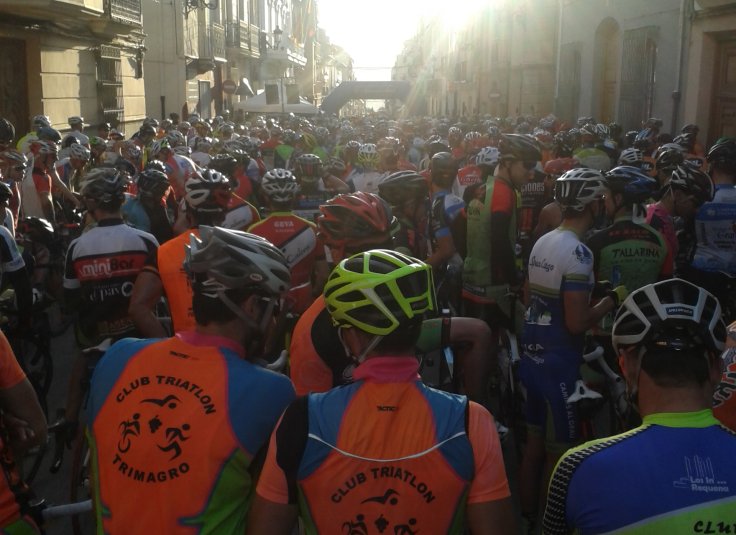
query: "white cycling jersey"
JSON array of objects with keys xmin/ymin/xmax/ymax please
[{"xmin": 692, "ymin": 184, "xmax": 736, "ymax": 274}]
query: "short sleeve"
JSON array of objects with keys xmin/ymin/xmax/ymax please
[
  {"xmin": 561, "ymin": 243, "xmax": 594, "ymax": 293},
  {"xmin": 467, "ymin": 402, "xmax": 511, "ymax": 503},
  {"xmin": 0, "ymin": 332, "xmax": 26, "ymax": 389}
]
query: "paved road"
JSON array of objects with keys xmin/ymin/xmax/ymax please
[{"xmin": 24, "ymin": 308, "xmax": 94, "ymax": 535}]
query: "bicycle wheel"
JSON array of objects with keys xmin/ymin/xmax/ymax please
[
  {"xmin": 69, "ymin": 429, "xmax": 94, "ymax": 535},
  {"xmin": 14, "ymin": 334, "xmax": 53, "ymax": 417},
  {"xmin": 18, "ymin": 436, "xmax": 49, "ymax": 485}
]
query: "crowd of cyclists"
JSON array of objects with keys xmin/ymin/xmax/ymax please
[{"xmin": 0, "ymin": 108, "xmax": 733, "ymax": 533}]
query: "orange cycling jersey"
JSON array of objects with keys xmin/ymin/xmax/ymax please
[
  {"xmin": 257, "ymin": 357, "xmax": 510, "ymax": 534},
  {"xmin": 0, "ymin": 332, "xmax": 39, "ymax": 533},
  {"xmin": 144, "ymin": 229, "xmax": 199, "ymax": 333},
  {"xmin": 88, "ymin": 332, "xmax": 295, "ymax": 534},
  {"xmin": 248, "ymin": 212, "xmax": 324, "ymax": 314}
]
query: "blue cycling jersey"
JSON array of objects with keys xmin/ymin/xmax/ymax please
[{"xmin": 544, "ymin": 410, "xmax": 736, "ymax": 534}]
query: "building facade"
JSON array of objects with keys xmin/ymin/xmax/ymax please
[{"xmin": 0, "ymin": 0, "xmax": 145, "ymax": 136}]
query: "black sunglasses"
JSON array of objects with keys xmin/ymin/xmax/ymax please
[{"xmin": 523, "ymin": 161, "xmax": 537, "ymax": 171}]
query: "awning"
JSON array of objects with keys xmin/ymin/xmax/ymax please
[{"xmin": 236, "ymin": 77, "xmax": 255, "ymax": 97}]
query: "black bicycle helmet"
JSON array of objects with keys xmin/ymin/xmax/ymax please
[
  {"xmin": 707, "ymin": 138, "xmax": 736, "ymax": 164},
  {"xmin": 144, "ymin": 160, "xmax": 167, "ymax": 174},
  {"xmin": 137, "ymin": 168, "xmax": 170, "ymax": 199},
  {"xmin": 80, "ymin": 168, "xmax": 127, "ymax": 208},
  {"xmin": 498, "ymin": 134, "xmax": 542, "ymax": 161},
  {"xmin": 604, "ymin": 166, "xmax": 657, "ymax": 204},
  {"xmin": 37, "ymin": 127, "xmax": 62, "ymax": 144},
  {"xmin": 17, "ymin": 217, "xmax": 55, "ymax": 247},
  {"xmin": 0, "ymin": 118, "xmax": 15, "ymax": 143},
  {"xmin": 430, "ymin": 152, "xmax": 458, "ymax": 187},
  {"xmin": 208, "ymin": 154, "xmax": 238, "ymax": 177},
  {"xmin": 293, "ymin": 153, "xmax": 324, "ymax": 185},
  {"xmin": 655, "ymin": 144, "xmax": 685, "ymax": 173},
  {"xmin": 0, "ymin": 182, "xmax": 12, "ymax": 203},
  {"xmin": 673, "ymin": 133, "xmax": 696, "ymax": 153},
  {"xmin": 378, "ymin": 170, "xmax": 428, "ymax": 206},
  {"xmin": 612, "ymin": 278, "xmax": 725, "ymax": 356},
  {"xmin": 669, "ymin": 165, "xmax": 714, "ymax": 206}
]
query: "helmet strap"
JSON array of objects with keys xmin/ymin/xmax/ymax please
[
  {"xmin": 337, "ymin": 327, "xmax": 384, "ymax": 364},
  {"xmin": 216, "ymin": 289, "xmax": 263, "ymax": 332},
  {"xmin": 624, "ymin": 346, "xmax": 646, "ymax": 414}
]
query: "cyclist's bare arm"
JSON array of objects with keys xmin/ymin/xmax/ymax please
[
  {"xmin": 467, "ymin": 498, "xmax": 517, "ymax": 535},
  {"xmin": 533, "ymin": 202, "xmax": 562, "ymax": 242},
  {"xmin": 49, "ymin": 166, "xmax": 80, "ymax": 206},
  {"xmin": 0, "ymin": 378, "xmax": 47, "ymax": 454},
  {"xmin": 426, "ymin": 234, "xmax": 456, "ymax": 269},
  {"xmin": 128, "ymin": 269, "xmax": 168, "ymax": 338},
  {"xmin": 564, "ymin": 290, "xmax": 616, "ymax": 335},
  {"xmin": 246, "ymin": 496, "xmax": 297, "ymax": 535},
  {"xmin": 323, "ymin": 173, "xmax": 349, "ymax": 193}
]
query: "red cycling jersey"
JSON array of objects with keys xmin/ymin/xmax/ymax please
[{"xmin": 248, "ymin": 212, "xmax": 324, "ymax": 314}]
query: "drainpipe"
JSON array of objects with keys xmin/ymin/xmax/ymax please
[
  {"xmin": 554, "ymin": 0, "xmax": 563, "ymax": 115},
  {"xmin": 671, "ymin": 0, "xmax": 693, "ymax": 132}
]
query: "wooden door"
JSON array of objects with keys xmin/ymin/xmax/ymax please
[
  {"xmin": 710, "ymin": 41, "xmax": 736, "ymax": 143},
  {"xmin": 0, "ymin": 38, "xmax": 29, "ymax": 137}
]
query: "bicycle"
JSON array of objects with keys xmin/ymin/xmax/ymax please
[
  {"xmin": 0, "ymin": 291, "xmax": 54, "ymax": 418},
  {"xmin": 568, "ymin": 345, "xmax": 631, "ymax": 440}
]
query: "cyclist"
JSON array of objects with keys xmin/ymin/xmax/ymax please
[
  {"xmin": 291, "ymin": 153, "xmax": 348, "ymax": 223},
  {"xmin": 66, "ymin": 116, "xmax": 89, "ymax": 147},
  {"xmin": 377, "ymin": 170, "xmax": 429, "ymax": 259},
  {"xmin": 686, "ymin": 138, "xmax": 736, "ymax": 304},
  {"xmin": 129, "ymin": 172, "xmax": 231, "ymax": 338},
  {"xmin": 544, "ymin": 278, "xmax": 735, "ymax": 534},
  {"xmin": 573, "ymin": 124, "xmax": 612, "ymax": 171},
  {"xmin": 248, "ymin": 168, "xmax": 329, "ymax": 314},
  {"xmin": 248, "ymin": 250, "xmax": 515, "ymax": 535},
  {"xmin": 0, "ymin": 150, "xmax": 27, "ymax": 224},
  {"xmin": 88, "ymin": 227, "xmax": 295, "ymax": 533},
  {"xmin": 532, "ymin": 157, "xmax": 578, "ymax": 241},
  {"xmin": 121, "ymin": 167, "xmax": 174, "ymax": 243},
  {"xmin": 63, "ymin": 168, "xmax": 159, "ymax": 426},
  {"xmin": 653, "ymin": 142, "xmax": 685, "ymax": 187},
  {"xmin": 518, "ymin": 168, "xmax": 627, "ymax": 531},
  {"xmin": 273, "ymin": 129, "xmax": 297, "ymax": 169},
  {"xmin": 54, "ymin": 143, "xmax": 90, "ymax": 192},
  {"xmin": 453, "ymin": 142, "xmax": 485, "ymax": 201},
  {"xmin": 0, "ymin": 331, "xmax": 47, "ymax": 534},
  {"xmin": 426, "ymin": 151, "xmax": 463, "ymax": 270},
  {"xmin": 347, "ymin": 143, "xmax": 383, "ymax": 194},
  {"xmin": 150, "ymin": 138, "xmax": 198, "ymax": 200},
  {"xmin": 16, "ymin": 115, "xmax": 50, "ymax": 155},
  {"xmin": 463, "ymin": 134, "xmax": 541, "ymax": 330},
  {"xmin": 646, "ymin": 164, "xmax": 714, "ymax": 264},
  {"xmin": 586, "ymin": 166, "xmax": 671, "ymax": 350},
  {"xmin": 0, "ymin": 118, "xmax": 14, "ymax": 152}
]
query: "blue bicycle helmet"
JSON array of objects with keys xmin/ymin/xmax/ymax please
[{"xmin": 604, "ymin": 166, "xmax": 657, "ymax": 204}]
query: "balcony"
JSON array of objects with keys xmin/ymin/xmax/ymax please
[
  {"xmin": 197, "ymin": 25, "xmax": 226, "ymax": 64},
  {"xmin": 242, "ymin": 22, "xmax": 261, "ymax": 59},
  {"xmin": 107, "ymin": 0, "xmax": 141, "ymax": 25},
  {"xmin": 263, "ymin": 40, "xmax": 307, "ymax": 68}
]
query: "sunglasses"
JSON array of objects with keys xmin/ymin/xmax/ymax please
[
  {"xmin": 522, "ymin": 161, "xmax": 537, "ymax": 171},
  {"xmin": 13, "ymin": 166, "xmax": 27, "ymax": 172}
]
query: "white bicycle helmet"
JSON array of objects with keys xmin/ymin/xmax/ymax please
[
  {"xmin": 261, "ymin": 168, "xmax": 299, "ymax": 204},
  {"xmin": 475, "ymin": 146, "xmax": 500, "ymax": 168},
  {"xmin": 185, "ymin": 226, "xmax": 291, "ymax": 297},
  {"xmin": 554, "ymin": 168, "xmax": 606, "ymax": 212},
  {"xmin": 618, "ymin": 147, "xmax": 643, "ymax": 166},
  {"xmin": 69, "ymin": 143, "xmax": 91, "ymax": 161},
  {"xmin": 612, "ymin": 278, "xmax": 726, "ymax": 355},
  {"xmin": 184, "ymin": 170, "xmax": 231, "ymax": 212}
]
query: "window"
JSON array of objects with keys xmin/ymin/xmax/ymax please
[{"xmin": 97, "ymin": 45, "xmax": 124, "ymax": 126}]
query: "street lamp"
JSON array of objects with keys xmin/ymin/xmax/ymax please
[{"xmin": 273, "ymin": 26, "xmax": 283, "ymax": 50}]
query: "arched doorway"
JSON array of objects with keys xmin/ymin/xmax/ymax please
[{"xmin": 593, "ymin": 18, "xmax": 621, "ymax": 123}]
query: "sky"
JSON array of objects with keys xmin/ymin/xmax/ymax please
[{"xmin": 315, "ymin": 0, "xmax": 491, "ymax": 82}]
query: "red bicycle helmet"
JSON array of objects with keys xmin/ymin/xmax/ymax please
[{"xmin": 317, "ymin": 192, "xmax": 397, "ymax": 257}]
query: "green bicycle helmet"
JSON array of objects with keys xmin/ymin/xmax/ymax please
[{"xmin": 324, "ymin": 249, "xmax": 435, "ymax": 336}]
